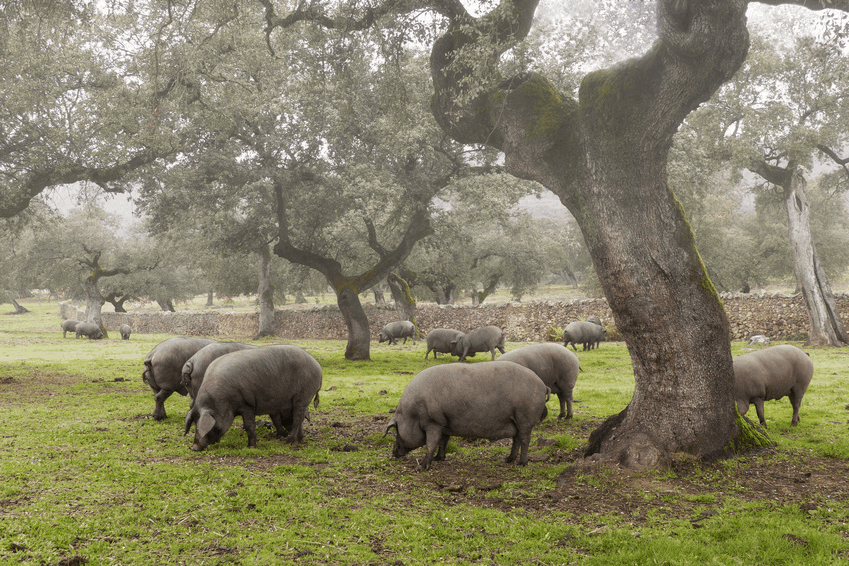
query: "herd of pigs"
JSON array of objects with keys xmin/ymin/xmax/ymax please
[{"xmin": 60, "ymin": 316, "xmax": 813, "ymax": 470}]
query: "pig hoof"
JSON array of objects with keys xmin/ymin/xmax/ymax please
[{"xmin": 190, "ymin": 444, "xmax": 203, "ymax": 452}]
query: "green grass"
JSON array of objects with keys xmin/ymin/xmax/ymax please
[{"xmin": 1, "ymin": 300, "xmax": 849, "ymax": 565}]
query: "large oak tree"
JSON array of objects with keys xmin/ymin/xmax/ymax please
[{"xmin": 263, "ymin": 0, "xmax": 849, "ymax": 466}]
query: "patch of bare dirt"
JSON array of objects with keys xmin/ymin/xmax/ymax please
[
  {"xmin": 266, "ymin": 411, "xmax": 849, "ymax": 529},
  {"xmin": 8, "ymin": 370, "xmax": 849, "ymax": 530}
]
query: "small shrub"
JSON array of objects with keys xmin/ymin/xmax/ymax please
[{"xmin": 545, "ymin": 325, "xmax": 564, "ymax": 342}]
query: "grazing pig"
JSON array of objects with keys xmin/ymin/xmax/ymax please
[
  {"xmin": 75, "ymin": 321, "xmax": 103, "ymax": 340},
  {"xmin": 451, "ymin": 325, "xmax": 505, "ymax": 362},
  {"xmin": 383, "ymin": 361, "xmax": 549, "ymax": 470},
  {"xmin": 424, "ymin": 328, "xmax": 465, "ymax": 359},
  {"xmin": 119, "ymin": 324, "xmax": 132, "ymax": 340},
  {"xmin": 748, "ymin": 335, "xmax": 770, "ymax": 347},
  {"xmin": 184, "ymin": 345, "xmax": 323, "ymax": 451},
  {"xmin": 142, "ymin": 337, "xmax": 216, "ymax": 421},
  {"xmin": 499, "ymin": 343, "xmax": 580, "ymax": 420},
  {"xmin": 181, "ymin": 341, "xmax": 258, "ymax": 401},
  {"xmin": 733, "ymin": 344, "xmax": 813, "ymax": 427},
  {"xmin": 563, "ymin": 321, "xmax": 606, "ymax": 351},
  {"xmin": 378, "ymin": 321, "xmax": 417, "ymax": 345},
  {"xmin": 61, "ymin": 320, "xmax": 80, "ymax": 338}
]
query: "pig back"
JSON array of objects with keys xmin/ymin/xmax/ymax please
[
  {"xmin": 198, "ymin": 345, "xmax": 323, "ymax": 414},
  {"xmin": 144, "ymin": 337, "xmax": 216, "ymax": 392},
  {"xmin": 183, "ymin": 341, "xmax": 258, "ymax": 398},
  {"xmin": 499, "ymin": 343, "xmax": 579, "ymax": 393},
  {"xmin": 426, "ymin": 328, "xmax": 463, "ymax": 350},
  {"xmin": 462, "ymin": 325, "xmax": 504, "ymax": 350},
  {"xmin": 397, "ymin": 361, "xmax": 547, "ymax": 438}
]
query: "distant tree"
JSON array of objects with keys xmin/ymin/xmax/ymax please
[{"xmin": 678, "ymin": 30, "xmax": 849, "ymax": 345}]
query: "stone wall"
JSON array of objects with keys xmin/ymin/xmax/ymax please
[{"xmin": 59, "ymin": 292, "xmax": 849, "ymax": 342}]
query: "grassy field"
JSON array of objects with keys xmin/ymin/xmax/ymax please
[{"xmin": 1, "ymin": 300, "xmax": 849, "ymax": 565}]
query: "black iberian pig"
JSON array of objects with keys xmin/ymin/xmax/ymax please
[
  {"xmin": 383, "ymin": 361, "xmax": 549, "ymax": 470},
  {"xmin": 61, "ymin": 320, "xmax": 80, "ymax": 338},
  {"xmin": 75, "ymin": 321, "xmax": 103, "ymax": 340},
  {"xmin": 181, "ymin": 341, "xmax": 258, "ymax": 401},
  {"xmin": 733, "ymin": 344, "xmax": 813, "ymax": 427},
  {"xmin": 184, "ymin": 345, "xmax": 322, "ymax": 451},
  {"xmin": 423, "ymin": 328, "xmax": 465, "ymax": 359},
  {"xmin": 563, "ymin": 320, "xmax": 606, "ymax": 351},
  {"xmin": 499, "ymin": 343, "xmax": 580, "ymax": 420},
  {"xmin": 450, "ymin": 325, "xmax": 505, "ymax": 362},
  {"xmin": 142, "ymin": 336, "xmax": 216, "ymax": 421},
  {"xmin": 378, "ymin": 321, "xmax": 417, "ymax": 345}
]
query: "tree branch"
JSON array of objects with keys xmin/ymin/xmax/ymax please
[
  {"xmin": 748, "ymin": 159, "xmax": 791, "ymax": 187},
  {"xmin": 817, "ymin": 144, "xmax": 849, "ymax": 177},
  {"xmin": 752, "ymin": 0, "xmax": 849, "ymax": 12},
  {"xmin": 272, "ymin": 177, "xmax": 344, "ymax": 282},
  {"xmin": 364, "ymin": 217, "xmax": 389, "ymax": 258}
]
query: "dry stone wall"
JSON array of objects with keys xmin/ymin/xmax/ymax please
[{"xmin": 59, "ymin": 292, "xmax": 849, "ymax": 342}]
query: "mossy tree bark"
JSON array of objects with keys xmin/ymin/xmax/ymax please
[
  {"xmin": 387, "ymin": 273, "xmax": 417, "ymax": 334},
  {"xmin": 427, "ymin": 0, "xmax": 749, "ymax": 466}
]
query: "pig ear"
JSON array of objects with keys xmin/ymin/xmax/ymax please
[
  {"xmin": 197, "ymin": 410, "xmax": 216, "ymax": 438},
  {"xmin": 183, "ymin": 409, "xmax": 196, "ymax": 436},
  {"xmin": 383, "ymin": 422, "xmax": 398, "ymax": 438}
]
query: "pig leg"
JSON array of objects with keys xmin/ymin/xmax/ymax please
[
  {"xmin": 788, "ymin": 389, "xmax": 802, "ymax": 426},
  {"xmin": 242, "ymin": 411, "xmax": 258, "ymax": 448},
  {"xmin": 557, "ymin": 393, "xmax": 573, "ymax": 420},
  {"xmin": 152, "ymin": 389, "xmax": 173, "ymax": 421},
  {"xmin": 735, "ymin": 399, "xmax": 750, "ymax": 418},
  {"xmin": 489, "ymin": 347, "xmax": 497, "ymax": 360},
  {"xmin": 434, "ymin": 434, "xmax": 450, "ymax": 461},
  {"xmin": 504, "ymin": 420, "xmax": 527, "ymax": 464},
  {"xmin": 506, "ymin": 432, "xmax": 531, "ymax": 465},
  {"xmin": 270, "ymin": 412, "xmax": 288, "ymax": 438},
  {"xmin": 753, "ymin": 398, "xmax": 767, "ymax": 427},
  {"xmin": 285, "ymin": 402, "xmax": 309, "ymax": 444},
  {"xmin": 417, "ymin": 426, "xmax": 444, "ymax": 470}
]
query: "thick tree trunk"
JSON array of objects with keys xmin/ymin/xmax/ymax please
[
  {"xmin": 575, "ymin": 175, "xmax": 736, "ymax": 467},
  {"xmin": 83, "ymin": 275, "xmax": 106, "ymax": 331},
  {"xmin": 783, "ymin": 172, "xmax": 849, "ymax": 346},
  {"xmin": 10, "ymin": 297, "xmax": 30, "ymax": 314},
  {"xmin": 255, "ymin": 245, "xmax": 276, "ymax": 339},
  {"xmin": 205, "ymin": 289, "xmax": 214, "ymax": 307},
  {"xmin": 274, "ymin": 181, "xmax": 431, "ymax": 361},
  {"xmin": 104, "ymin": 292, "xmax": 130, "ymax": 313},
  {"xmin": 156, "ymin": 298, "xmax": 175, "ymax": 312},
  {"xmin": 337, "ymin": 287, "xmax": 371, "ymax": 360},
  {"xmin": 373, "ymin": 288, "xmax": 386, "ymax": 305},
  {"xmin": 387, "ymin": 273, "xmax": 416, "ymax": 326},
  {"xmin": 472, "ymin": 276, "xmax": 500, "ymax": 306}
]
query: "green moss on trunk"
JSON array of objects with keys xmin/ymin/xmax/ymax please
[{"xmin": 724, "ymin": 407, "xmax": 775, "ymax": 455}]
